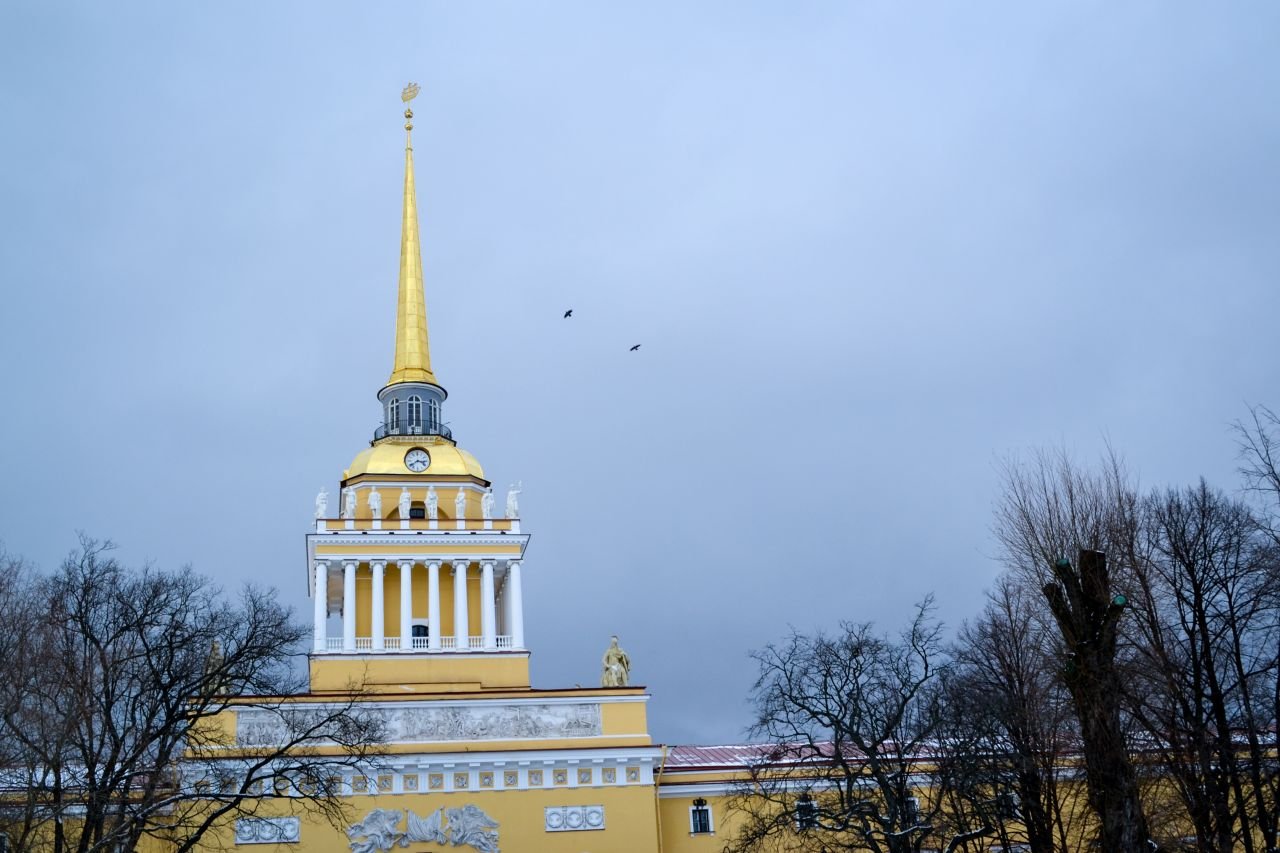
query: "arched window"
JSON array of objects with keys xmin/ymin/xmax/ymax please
[
  {"xmin": 388, "ymin": 398, "xmax": 400, "ymax": 430},
  {"xmin": 408, "ymin": 395, "xmax": 422, "ymax": 429},
  {"xmin": 428, "ymin": 399, "xmax": 440, "ymax": 430}
]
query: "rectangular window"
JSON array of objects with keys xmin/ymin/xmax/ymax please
[{"xmin": 690, "ymin": 801, "xmax": 712, "ymax": 834}]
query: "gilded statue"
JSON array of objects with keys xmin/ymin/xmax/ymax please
[{"xmin": 600, "ymin": 635, "xmax": 631, "ymax": 687}]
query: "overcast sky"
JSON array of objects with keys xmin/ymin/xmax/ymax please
[{"xmin": 1, "ymin": 2, "xmax": 1278, "ymax": 745}]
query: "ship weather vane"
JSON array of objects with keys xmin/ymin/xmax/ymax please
[{"xmin": 401, "ymin": 82, "xmax": 421, "ymax": 131}]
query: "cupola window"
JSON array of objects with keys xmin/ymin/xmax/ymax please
[
  {"xmin": 388, "ymin": 398, "xmax": 400, "ymax": 430},
  {"xmin": 690, "ymin": 798, "xmax": 713, "ymax": 835},
  {"xmin": 408, "ymin": 395, "xmax": 423, "ymax": 430},
  {"xmin": 428, "ymin": 398, "xmax": 440, "ymax": 430}
]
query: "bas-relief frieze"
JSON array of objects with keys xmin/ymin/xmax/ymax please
[
  {"xmin": 348, "ymin": 806, "xmax": 499, "ymax": 853},
  {"xmin": 236, "ymin": 702, "xmax": 601, "ymax": 746}
]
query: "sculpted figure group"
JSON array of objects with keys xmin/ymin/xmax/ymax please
[
  {"xmin": 316, "ymin": 482, "xmax": 523, "ymax": 524},
  {"xmin": 347, "ymin": 806, "xmax": 499, "ymax": 853}
]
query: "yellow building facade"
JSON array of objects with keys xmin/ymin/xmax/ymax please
[{"xmin": 207, "ymin": 90, "xmax": 746, "ymax": 853}]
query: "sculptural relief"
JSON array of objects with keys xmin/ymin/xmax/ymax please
[
  {"xmin": 346, "ymin": 806, "xmax": 499, "ymax": 853},
  {"xmin": 367, "ymin": 487, "xmax": 382, "ymax": 516},
  {"xmin": 398, "ymin": 487, "xmax": 411, "ymax": 519},
  {"xmin": 236, "ymin": 817, "xmax": 300, "ymax": 845},
  {"xmin": 454, "ymin": 488, "xmax": 467, "ymax": 518},
  {"xmin": 237, "ymin": 702, "xmax": 601, "ymax": 747},
  {"xmin": 426, "ymin": 485, "xmax": 438, "ymax": 519}
]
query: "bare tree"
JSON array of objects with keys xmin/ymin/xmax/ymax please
[
  {"xmin": 1127, "ymin": 481, "xmax": 1280, "ymax": 853},
  {"xmin": 1234, "ymin": 403, "xmax": 1280, "ymax": 546},
  {"xmin": 951, "ymin": 575, "xmax": 1081, "ymax": 853},
  {"xmin": 0, "ymin": 540, "xmax": 384, "ymax": 853},
  {"xmin": 724, "ymin": 600, "xmax": 994, "ymax": 853},
  {"xmin": 993, "ymin": 450, "xmax": 1153, "ymax": 852}
]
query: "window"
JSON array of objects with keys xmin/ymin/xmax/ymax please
[
  {"xmin": 411, "ymin": 624, "xmax": 429, "ymax": 639},
  {"xmin": 388, "ymin": 398, "xmax": 400, "ymax": 430},
  {"xmin": 408, "ymin": 395, "xmax": 422, "ymax": 429},
  {"xmin": 690, "ymin": 798, "xmax": 712, "ymax": 835},
  {"xmin": 409, "ymin": 502, "xmax": 425, "ymax": 520},
  {"xmin": 796, "ymin": 793, "xmax": 817, "ymax": 831},
  {"xmin": 428, "ymin": 398, "xmax": 440, "ymax": 430}
]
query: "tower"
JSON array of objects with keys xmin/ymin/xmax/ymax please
[{"xmin": 307, "ymin": 89, "xmax": 530, "ymax": 694}]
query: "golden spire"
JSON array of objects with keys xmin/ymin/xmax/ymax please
[{"xmin": 388, "ymin": 82, "xmax": 439, "ymax": 387}]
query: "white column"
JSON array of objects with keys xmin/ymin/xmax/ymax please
[
  {"xmin": 427, "ymin": 561, "xmax": 441, "ymax": 651},
  {"xmin": 500, "ymin": 573, "xmax": 512, "ymax": 639},
  {"xmin": 399, "ymin": 560, "xmax": 413, "ymax": 651},
  {"xmin": 371, "ymin": 560, "xmax": 385, "ymax": 651},
  {"xmin": 508, "ymin": 560, "xmax": 525, "ymax": 650},
  {"xmin": 480, "ymin": 560, "xmax": 497, "ymax": 651},
  {"xmin": 453, "ymin": 559, "xmax": 470, "ymax": 650},
  {"xmin": 313, "ymin": 561, "xmax": 328, "ymax": 652},
  {"xmin": 342, "ymin": 560, "xmax": 357, "ymax": 652}
]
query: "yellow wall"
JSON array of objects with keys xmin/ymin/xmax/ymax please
[
  {"xmin": 308, "ymin": 653, "xmax": 532, "ymax": 693},
  {"xmin": 205, "ymin": 786, "xmax": 659, "ymax": 853},
  {"xmin": 660, "ymin": 795, "xmax": 747, "ymax": 852}
]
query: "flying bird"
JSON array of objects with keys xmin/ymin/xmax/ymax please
[
  {"xmin": 563, "ymin": 309, "xmax": 573, "ymax": 319},
  {"xmin": 629, "ymin": 344, "xmax": 641, "ymax": 352}
]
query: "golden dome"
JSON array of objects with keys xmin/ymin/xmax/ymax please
[{"xmin": 344, "ymin": 439, "xmax": 485, "ymax": 480}]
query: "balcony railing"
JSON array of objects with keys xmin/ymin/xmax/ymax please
[
  {"xmin": 372, "ymin": 422, "xmax": 452, "ymax": 442},
  {"xmin": 320, "ymin": 636, "xmax": 514, "ymax": 653}
]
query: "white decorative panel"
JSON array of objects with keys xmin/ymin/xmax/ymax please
[
  {"xmin": 237, "ymin": 702, "xmax": 601, "ymax": 746},
  {"xmin": 347, "ymin": 806, "xmax": 499, "ymax": 853},
  {"xmin": 235, "ymin": 817, "xmax": 299, "ymax": 844},
  {"xmin": 544, "ymin": 805, "xmax": 605, "ymax": 832}
]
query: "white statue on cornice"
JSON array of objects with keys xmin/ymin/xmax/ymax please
[
  {"xmin": 315, "ymin": 487, "xmax": 328, "ymax": 519},
  {"xmin": 601, "ymin": 635, "xmax": 631, "ymax": 687},
  {"xmin": 341, "ymin": 487, "xmax": 357, "ymax": 520},
  {"xmin": 481, "ymin": 487, "xmax": 494, "ymax": 520},
  {"xmin": 398, "ymin": 487, "xmax": 411, "ymax": 519},
  {"xmin": 454, "ymin": 488, "xmax": 467, "ymax": 519},
  {"xmin": 505, "ymin": 482, "xmax": 521, "ymax": 519},
  {"xmin": 367, "ymin": 487, "xmax": 382, "ymax": 517},
  {"xmin": 426, "ymin": 485, "xmax": 438, "ymax": 519}
]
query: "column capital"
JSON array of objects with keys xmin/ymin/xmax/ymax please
[
  {"xmin": 452, "ymin": 558, "xmax": 470, "ymax": 571},
  {"xmin": 343, "ymin": 558, "xmax": 358, "ymax": 569},
  {"xmin": 370, "ymin": 558, "xmax": 386, "ymax": 569},
  {"xmin": 398, "ymin": 558, "xmax": 414, "ymax": 569},
  {"xmin": 426, "ymin": 559, "xmax": 440, "ymax": 570}
]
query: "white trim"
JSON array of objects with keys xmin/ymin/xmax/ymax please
[
  {"xmin": 249, "ymin": 694, "xmax": 650, "ymax": 711},
  {"xmin": 658, "ymin": 781, "xmax": 738, "ymax": 798}
]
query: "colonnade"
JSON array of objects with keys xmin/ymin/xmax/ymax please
[{"xmin": 313, "ymin": 558, "xmax": 524, "ymax": 654}]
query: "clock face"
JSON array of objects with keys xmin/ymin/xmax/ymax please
[{"xmin": 404, "ymin": 448, "xmax": 431, "ymax": 473}]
